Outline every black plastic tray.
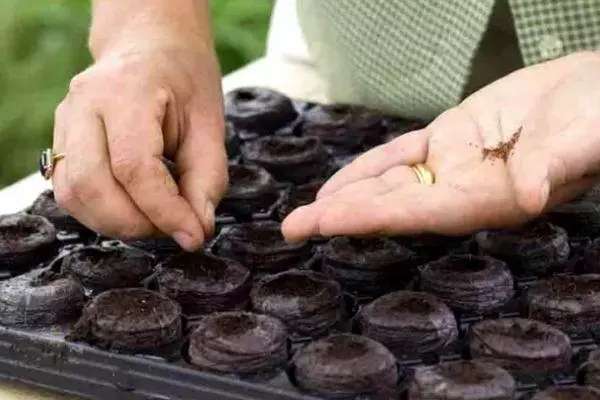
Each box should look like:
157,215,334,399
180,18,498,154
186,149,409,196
0,325,320,400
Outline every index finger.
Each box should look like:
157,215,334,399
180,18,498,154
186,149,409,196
105,105,206,251
317,129,429,199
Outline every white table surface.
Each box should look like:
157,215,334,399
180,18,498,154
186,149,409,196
0,53,327,399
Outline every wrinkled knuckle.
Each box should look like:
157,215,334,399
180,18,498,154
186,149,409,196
95,215,150,240
116,219,149,239
68,72,92,94
111,56,142,78
111,156,140,188
54,184,77,212
69,174,100,203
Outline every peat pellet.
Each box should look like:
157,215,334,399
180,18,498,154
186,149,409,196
157,251,251,316
582,349,600,391
0,213,57,273
67,288,182,351
475,221,570,275
322,236,414,296
224,87,298,134
358,290,457,355
217,164,278,217
251,269,344,337
301,103,384,153
241,136,329,184
469,318,572,376
188,311,288,375
526,274,600,333
213,221,312,273
531,386,600,400
292,333,398,398
0,268,85,327
61,246,154,291
420,254,514,312
28,189,90,234
582,237,600,274
408,360,516,400
545,200,600,238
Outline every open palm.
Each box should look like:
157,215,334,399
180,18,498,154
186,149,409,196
282,52,600,241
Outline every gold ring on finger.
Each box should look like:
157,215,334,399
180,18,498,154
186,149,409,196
411,163,435,185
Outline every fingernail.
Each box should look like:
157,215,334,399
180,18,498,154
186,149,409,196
540,178,550,208
173,231,197,251
204,201,215,235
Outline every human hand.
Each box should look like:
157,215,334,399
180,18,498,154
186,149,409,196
282,51,600,241
52,24,227,251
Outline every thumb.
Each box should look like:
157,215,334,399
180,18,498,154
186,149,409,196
176,112,229,239
510,119,600,216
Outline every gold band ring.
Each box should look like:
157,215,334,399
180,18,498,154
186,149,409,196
411,163,435,185
39,149,65,180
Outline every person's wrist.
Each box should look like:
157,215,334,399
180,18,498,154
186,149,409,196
89,0,212,60
90,25,210,62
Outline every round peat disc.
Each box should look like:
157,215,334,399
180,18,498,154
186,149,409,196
188,311,288,375
358,290,458,355
0,213,57,272
0,268,85,327
250,269,344,337
322,236,415,296
224,87,298,134
475,221,570,276
408,360,516,400
526,274,600,333
545,200,600,238
214,221,312,273
67,288,182,351
291,333,398,398
225,122,241,158
241,136,329,184
61,246,154,291
419,254,514,312
392,234,468,264
28,189,90,234
157,251,251,316
469,317,572,376
582,349,600,390
581,182,600,203
301,103,384,153
581,237,600,274
531,386,600,400
217,164,278,217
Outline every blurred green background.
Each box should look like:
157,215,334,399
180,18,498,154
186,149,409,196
0,0,273,188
